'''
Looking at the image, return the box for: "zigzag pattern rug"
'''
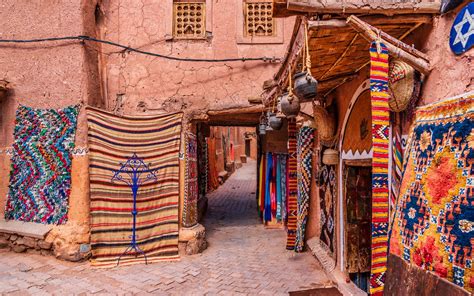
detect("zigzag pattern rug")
[295,126,314,252]
[369,41,390,295]
[286,119,298,249]
[5,105,79,225]
[87,107,182,267]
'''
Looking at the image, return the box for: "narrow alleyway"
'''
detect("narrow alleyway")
[0,161,330,295]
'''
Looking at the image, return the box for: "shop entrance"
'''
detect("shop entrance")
[344,163,372,292]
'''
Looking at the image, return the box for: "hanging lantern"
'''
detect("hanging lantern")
[281,92,300,119]
[276,95,286,119]
[259,113,267,135]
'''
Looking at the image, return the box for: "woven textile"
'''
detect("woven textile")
[183,133,198,227]
[295,126,314,252]
[389,93,474,292]
[369,42,390,295]
[5,105,79,225]
[280,154,288,222]
[197,131,208,196]
[86,107,182,267]
[319,165,337,255]
[390,130,403,216]
[286,119,298,249]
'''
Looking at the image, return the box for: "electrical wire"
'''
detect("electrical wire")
[0,35,281,63]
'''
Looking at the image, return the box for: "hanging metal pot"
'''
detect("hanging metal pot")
[293,71,318,101]
[281,92,300,119]
[268,112,283,130]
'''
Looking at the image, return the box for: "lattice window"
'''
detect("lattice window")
[173,1,206,39]
[244,1,274,37]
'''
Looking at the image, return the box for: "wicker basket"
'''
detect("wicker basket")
[322,149,339,165]
[388,60,417,112]
[313,105,336,146]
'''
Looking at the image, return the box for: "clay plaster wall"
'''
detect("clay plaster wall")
[97,0,295,116]
[0,0,102,260]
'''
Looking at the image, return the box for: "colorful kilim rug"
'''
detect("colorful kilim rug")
[295,126,314,252]
[197,129,208,197]
[389,92,474,293]
[390,130,403,217]
[4,105,79,225]
[369,41,390,295]
[86,107,182,267]
[319,165,337,256]
[280,154,288,222]
[286,119,298,249]
[183,133,198,227]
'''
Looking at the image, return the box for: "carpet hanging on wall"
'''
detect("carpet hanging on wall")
[369,41,390,295]
[86,107,182,267]
[295,126,314,252]
[4,105,79,225]
[389,92,474,293]
[183,132,198,227]
[286,119,298,249]
[319,165,337,256]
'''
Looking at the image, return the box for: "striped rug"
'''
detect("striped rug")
[86,107,182,267]
[369,42,390,295]
[286,119,298,249]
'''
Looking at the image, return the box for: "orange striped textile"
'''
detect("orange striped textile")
[286,119,298,249]
[86,107,183,267]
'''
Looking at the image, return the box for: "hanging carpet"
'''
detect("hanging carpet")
[5,105,79,225]
[286,119,298,249]
[86,107,182,267]
[295,126,314,252]
[183,133,198,227]
[389,92,474,293]
[369,41,390,295]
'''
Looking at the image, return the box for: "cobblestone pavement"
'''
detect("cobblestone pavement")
[0,160,331,295]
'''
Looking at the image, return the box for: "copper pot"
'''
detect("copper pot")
[281,92,300,119]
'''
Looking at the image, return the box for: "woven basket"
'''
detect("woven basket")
[313,105,335,146]
[388,60,416,112]
[322,149,339,165]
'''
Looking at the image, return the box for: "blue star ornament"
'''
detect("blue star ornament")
[450,3,474,55]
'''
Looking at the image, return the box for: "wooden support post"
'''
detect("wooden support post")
[346,15,431,74]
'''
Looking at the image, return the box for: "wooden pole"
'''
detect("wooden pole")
[287,0,441,15]
[308,14,433,30]
[346,15,431,74]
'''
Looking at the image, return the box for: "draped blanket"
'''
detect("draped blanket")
[5,105,79,225]
[286,119,298,249]
[295,126,314,252]
[86,107,182,267]
[389,93,474,293]
[183,133,198,227]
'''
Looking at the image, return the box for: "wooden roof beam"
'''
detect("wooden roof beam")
[308,14,433,30]
[287,0,441,15]
[347,15,431,74]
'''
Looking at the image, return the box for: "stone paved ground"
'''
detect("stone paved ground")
[0,160,331,295]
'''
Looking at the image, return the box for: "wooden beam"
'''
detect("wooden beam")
[287,0,441,15]
[347,15,431,74]
[207,105,265,116]
[308,14,433,30]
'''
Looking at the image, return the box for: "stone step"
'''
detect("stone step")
[0,219,52,239]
